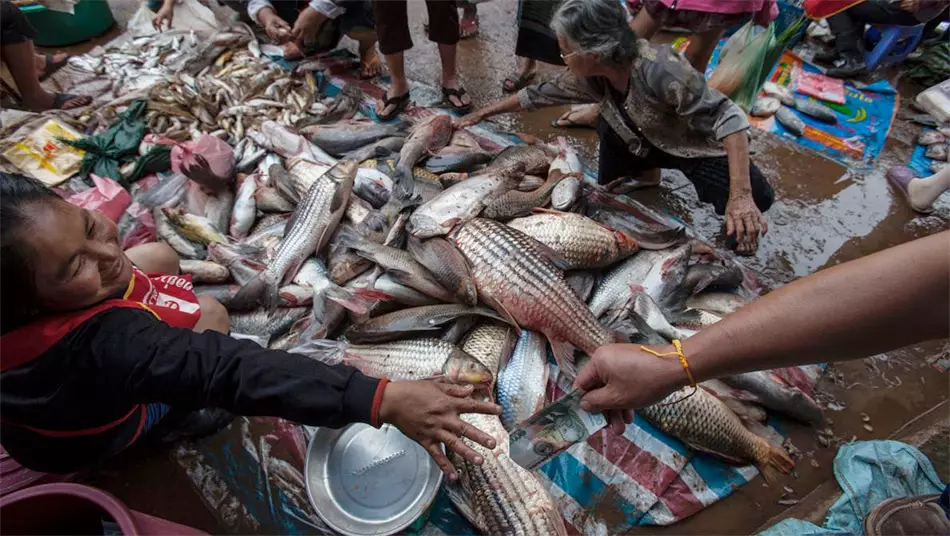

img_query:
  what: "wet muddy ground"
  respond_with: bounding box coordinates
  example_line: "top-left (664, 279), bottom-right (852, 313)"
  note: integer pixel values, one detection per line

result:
top-left (40, 0), bottom-right (949, 533)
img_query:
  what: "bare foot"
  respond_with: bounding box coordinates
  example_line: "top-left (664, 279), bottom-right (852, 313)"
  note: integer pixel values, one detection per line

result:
top-left (359, 48), bottom-right (382, 79)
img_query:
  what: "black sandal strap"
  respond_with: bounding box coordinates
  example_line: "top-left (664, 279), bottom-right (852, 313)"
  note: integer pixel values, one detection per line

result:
top-left (441, 87), bottom-right (468, 99)
top-left (383, 92), bottom-right (410, 107)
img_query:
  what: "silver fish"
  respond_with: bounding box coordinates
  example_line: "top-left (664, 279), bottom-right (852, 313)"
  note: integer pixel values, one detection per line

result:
top-left (498, 330), bottom-right (549, 431)
top-left (180, 260), bottom-right (230, 284)
top-left (230, 174), bottom-right (258, 239)
top-left (373, 274), bottom-right (440, 307)
top-left (343, 304), bottom-right (506, 343)
top-left (154, 207), bottom-right (206, 259)
top-left (551, 175), bottom-right (581, 210)
top-left (588, 244), bottom-right (692, 319)
top-left (343, 136), bottom-right (406, 162)
top-left (409, 167), bottom-right (521, 238)
top-left (396, 114), bottom-right (454, 196)
top-left (302, 119), bottom-right (406, 156)
top-left (722, 371), bottom-right (824, 425)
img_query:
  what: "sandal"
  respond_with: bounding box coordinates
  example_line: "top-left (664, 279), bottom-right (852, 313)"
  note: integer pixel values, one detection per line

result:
top-left (40, 53), bottom-right (68, 81)
top-left (51, 92), bottom-right (91, 110)
top-left (502, 71), bottom-right (535, 93)
top-left (441, 86), bottom-right (473, 114)
top-left (377, 91), bottom-right (410, 121)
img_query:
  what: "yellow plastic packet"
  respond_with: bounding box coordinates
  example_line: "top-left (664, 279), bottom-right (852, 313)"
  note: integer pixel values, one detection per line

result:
top-left (2, 119), bottom-right (85, 186)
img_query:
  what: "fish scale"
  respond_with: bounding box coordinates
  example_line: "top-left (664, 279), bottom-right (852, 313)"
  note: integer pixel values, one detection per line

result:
top-left (452, 218), bottom-right (613, 369)
top-left (342, 338), bottom-right (490, 384)
top-left (588, 244), bottom-right (691, 319)
top-left (508, 212), bottom-right (639, 270)
top-left (497, 330), bottom-right (549, 431)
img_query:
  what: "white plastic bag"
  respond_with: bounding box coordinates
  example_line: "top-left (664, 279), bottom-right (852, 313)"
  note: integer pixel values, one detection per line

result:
top-left (708, 22), bottom-right (771, 98)
top-left (127, 0), bottom-right (221, 37)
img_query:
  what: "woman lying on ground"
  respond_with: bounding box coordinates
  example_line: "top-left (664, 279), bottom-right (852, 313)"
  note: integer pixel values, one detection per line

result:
top-left (457, 0), bottom-right (773, 254)
top-left (0, 172), bottom-right (498, 488)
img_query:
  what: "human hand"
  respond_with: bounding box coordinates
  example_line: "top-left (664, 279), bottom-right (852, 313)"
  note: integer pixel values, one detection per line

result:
top-left (291, 7), bottom-right (322, 46)
top-left (725, 193), bottom-right (767, 255)
top-left (378, 381), bottom-right (502, 481)
top-left (900, 0), bottom-right (919, 12)
top-left (152, 4), bottom-right (174, 30)
top-left (454, 110), bottom-right (485, 129)
top-left (262, 14), bottom-right (292, 44)
top-left (574, 344), bottom-right (688, 417)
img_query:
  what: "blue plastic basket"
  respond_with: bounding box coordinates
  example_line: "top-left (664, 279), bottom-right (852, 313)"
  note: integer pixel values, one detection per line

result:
top-left (775, 0), bottom-right (808, 47)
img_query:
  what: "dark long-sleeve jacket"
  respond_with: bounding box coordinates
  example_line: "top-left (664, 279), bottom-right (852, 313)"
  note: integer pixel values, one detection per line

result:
top-left (0, 307), bottom-right (380, 473)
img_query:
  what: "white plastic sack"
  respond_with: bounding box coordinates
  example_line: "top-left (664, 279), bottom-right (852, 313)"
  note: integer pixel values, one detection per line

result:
top-left (127, 0), bottom-right (221, 37)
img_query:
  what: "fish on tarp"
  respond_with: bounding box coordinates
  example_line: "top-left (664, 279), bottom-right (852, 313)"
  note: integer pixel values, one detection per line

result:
top-left (507, 210), bottom-right (639, 270)
top-left (638, 387), bottom-right (795, 483)
top-left (793, 99), bottom-right (837, 124)
top-left (409, 166), bottom-right (523, 238)
top-left (497, 330), bottom-right (549, 431)
top-left (407, 236), bottom-right (478, 306)
top-left (721, 371), bottom-right (824, 425)
top-left (296, 337), bottom-right (494, 385)
top-left (154, 207), bottom-right (207, 259)
top-left (343, 136), bottom-right (407, 162)
top-left (917, 130), bottom-right (945, 146)
top-left (232, 160), bottom-right (356, 309)
top-left (775, 106), bottom-right (806, 136)
top-left (925, 143), bottom-right (948, 161)
top-left (180, 259), bottom-right (230, 284)
top-left (343, 304), bottom-right (506, 343)
top-left (302, 119), bottom-right (407, 156)
top-left (585, 189), bottom-right (687, 249)
top-left (230, 173), bottom-right (258, 239)
top-left (460, 322), bottom-right (516, 375)
top-left (551, 175), bottom-right (581, 210)
top-left (588, 244), bottom-right (692, 319)
top-left (396, 114), bottom-right (454, 196)
top-left (549, 137), bottom-right (583, 175)
top-left (373, 273), bottom-right (440, 307)
top-left (751, 97), bottom-right (781, 118)
top-left (481, 170), bottom-right (565, 220)
top-left (452, 218), bottom-right (616, 378)
top-left (230, 306), bottom-right (310, 340)
top-left (486, 144), bottom-right (552, 176)
top-left (162, 207), bottom-right (229, 245)
top-left (685, 291), bottom-right (748, 317)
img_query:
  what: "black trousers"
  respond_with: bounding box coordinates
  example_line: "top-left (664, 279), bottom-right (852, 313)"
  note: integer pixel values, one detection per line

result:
top-left (828, 0), bottom-right (922, 57)
top-left (596, 117), bottom-right (774, 216)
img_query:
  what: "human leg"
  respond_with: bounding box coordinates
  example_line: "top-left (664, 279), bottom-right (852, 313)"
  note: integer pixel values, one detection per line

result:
top-left (193, 294), bottom-right (230, 334)
top-left (685, 28), bottom-right (724, 72)
top-left (888, 165), bottom-right (950, 213)
top-left (677, 156), bottom-right (775, 215)
top-left (373, 0), bottom-right (412, 119)
top-left (425, 0), bottom-right (470, 111)
top-left (595, 117), bottom-right (657, 185)
top-left (340, 0), bottom-right (380, 78)
top-left (503, 57), bottom-right (537, 92)
top-left (125, 242), bottom-right (180, 275)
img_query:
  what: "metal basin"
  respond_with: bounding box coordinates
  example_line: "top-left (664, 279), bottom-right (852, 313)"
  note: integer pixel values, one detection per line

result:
top-left (304, 423), bottom-right (442, 535)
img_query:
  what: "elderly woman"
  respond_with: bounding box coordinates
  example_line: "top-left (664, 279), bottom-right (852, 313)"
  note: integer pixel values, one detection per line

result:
top-left (458, 0), bottom-right (773, 254)
top-left (0, 172), bottom-right (499, 486)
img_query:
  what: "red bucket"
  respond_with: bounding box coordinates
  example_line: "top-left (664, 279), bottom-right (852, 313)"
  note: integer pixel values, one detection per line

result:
top-left (0, 483), bottom-right (205, 535)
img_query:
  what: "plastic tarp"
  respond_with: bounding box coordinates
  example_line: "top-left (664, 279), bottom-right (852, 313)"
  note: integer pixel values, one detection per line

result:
top-left (759, 440), bottom-right (946, 536)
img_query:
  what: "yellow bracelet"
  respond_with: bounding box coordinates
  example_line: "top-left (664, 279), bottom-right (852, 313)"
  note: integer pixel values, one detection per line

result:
top-left (640, 339), bottom-right (698, 404)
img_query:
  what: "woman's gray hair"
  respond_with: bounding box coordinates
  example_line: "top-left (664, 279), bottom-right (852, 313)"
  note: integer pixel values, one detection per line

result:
top-left (551, 0), bottom-right (638, 67)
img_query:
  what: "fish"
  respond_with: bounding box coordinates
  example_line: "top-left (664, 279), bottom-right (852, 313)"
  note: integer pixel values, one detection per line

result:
top-left (452, 218), bottom-right (616, 378)
top-left (507, 210), bottom-right (639, 270)
top-left (918, 130), bottom-right (946, 146)
top-left (353, 166), bottom-right (393, 209)
top-left (617, 292), bottom-right (692, 342)
top-left (338, 227), bottom-right (456, 302)
top-left (406, 236), bottom-right (477, 306)
top-left (343, 304), bottom-right (507, 343)
top-left (638, 387), bottom-right (795, 483)
top-left (672, 308), bottom-right (724, 331)
top-left (204, 189), bottom-right (234, 234)
top-left (487, 144), bottom-right (551, 176)
top-left (300, 259), bottom-right (389, 340)
top-left (154, 208), bottom-right (207, 259)
top-left (459, 322), bottom-right (516, 374)
top-left (302, 338), bottom-right (494, 385)
top-left (585, 189), bottom-right (687, 250)
top-left (793, 99), bottom-right (837, 124)
top-left (762, 81), bottom-right (795, 106)
top-left (230, 307), bottom-right (310, 340)
top-left (255, 185), bottom-right (296, 213)
top-left (233, 160), bottom-right (356, 308)
top-left (278, 284), bottom-right (315, 307)
top-left (180, 260), bottom-right (231, 284)
top-left (497, 330), bottom-right (549, 430)
top-left (206, 243), bottom-right (266, 287)
top-left (721, 371), bottom-right (824, 425)
top-left (565, 271), bottom-right (596, 302)
top-left (588, 244), bottom-right (692, 319)
top-left (685, 292), bottom-right (748, 317)
top-left (442, 317), bottom-right (479, 344)
top-left (248, 120), bottom-right (336, 166)
top-left (481, 170), bottom-right (565, 220)
top-left (315, 83), bottom-right (364, 124)
top-left (516, 175), bottom-right (546, 192)
top-left (424, 149), bottom-right (492, 174)
top-left (925, 143), bottom-right (948, 161)
top-left (343, 136), bottom-right (406, 162)
top-left (194, 284), bottom-right (241, 308)
top-left (162, 207), bottom-right (229, 245)
top-left (549, 137), bottom-right (583, 175)
top-left (395, 114), bottom-right (454, 196)
top-left (775, 106), bottom-right (806, 136)
top-left (230, 174), bottom-right (258, 239)
top-left (373, 274), bottom-right (440, 307)
top-left (409, 167), bottom-right (522, 238)
top-left (302, 119), bottom-right (407, 156)
top-left (551, 175), bottom-right (581, 210)
top-left (751, 97), bottom-right (781, 118)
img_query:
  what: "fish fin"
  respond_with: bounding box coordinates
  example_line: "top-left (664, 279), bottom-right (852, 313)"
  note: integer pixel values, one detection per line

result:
top-left (756, 439), bottom-right (796, 484)
top-left (528, 240), bottom-right (571, 272)
top-left (326, 285), bottom-right (391, 315)
top-left (231, 274), bottom-right (277, 310)
top-left (481, 295), bottom-right (522, 334)
top-left (684, 442), bottom-right (746, 466)
top-left (547, 336), bottom-right (577, 380)
top-left (334, 226), bottom-right (367, 251)
top-left (393, 167), bottom-right (415, 199)
top-left (440, 217), bottom-right (462, 229)
top-left (443, 481), bottom-right (480, 528)
top-left (329, 177), bottom-right (350, 213)
top-left (717, 396), bottom-right (768, 424)
top-left (531, 206), bottom-right (569, 215)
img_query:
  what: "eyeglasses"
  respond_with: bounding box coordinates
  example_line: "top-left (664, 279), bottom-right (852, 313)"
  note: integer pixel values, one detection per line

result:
top-left (559, 51), bottom-right (578, 61)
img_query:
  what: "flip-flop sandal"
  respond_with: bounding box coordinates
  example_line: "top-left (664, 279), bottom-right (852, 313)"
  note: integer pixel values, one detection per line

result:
top-left (51, 92), bottom-right (90, 110)
top-left (550, 116), bottom-right (595, 129)
top-left (888, 165), bottom-right (934, 214)
top-left (40, 53), bottom-right (68, 81)
top-left (377, 92), bottom-right (410, 121)
top-left (502, 72), bottom-right (535, 93)
top-left (441, 87), bottom-right (473, 114)
top-left (460, 16), bottom-right (479, 39)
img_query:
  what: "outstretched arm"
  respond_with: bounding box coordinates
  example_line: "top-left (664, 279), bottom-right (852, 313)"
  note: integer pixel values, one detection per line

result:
top-left (576, 231), bottom-right (950, 411)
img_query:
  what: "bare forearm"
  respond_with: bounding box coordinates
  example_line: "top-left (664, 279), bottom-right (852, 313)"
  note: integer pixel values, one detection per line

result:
top-left (685, 231), bottom-right (950, 379)
top-left (723, 132), bottom-right (752, 199)
top-left (475, 94), bottom-right (524, 120)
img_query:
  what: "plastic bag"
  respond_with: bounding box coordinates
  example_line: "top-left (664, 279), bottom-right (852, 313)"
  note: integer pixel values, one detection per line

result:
top-left (708, 22), bottom-right (772, 99)
top-left (66, 174), bottom-right (132, 222)
top-left (134, 172), bottom-right (189, 209)
top-left (127, 0), bottom-right (222, 37)
top-left (117, 202), bottom-right (157, 249)
top-left (2, 119), bottom-right (86, 186)
top-left (61, 100), bottom-right (152, 187)
top-left (171, 134), bottom-right (235, 193)
top-left (914, 79), bottom-right (950, 123)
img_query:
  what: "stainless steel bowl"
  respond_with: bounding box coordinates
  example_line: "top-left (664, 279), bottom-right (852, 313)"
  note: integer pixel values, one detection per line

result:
top-left (304, 423), bottom-right (442, 535)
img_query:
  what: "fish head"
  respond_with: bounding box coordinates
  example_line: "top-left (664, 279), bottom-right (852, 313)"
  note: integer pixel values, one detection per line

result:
top-left (444, 349), bottom-right (494, 386)
top-left (407, 213), bottom-right (443, 239)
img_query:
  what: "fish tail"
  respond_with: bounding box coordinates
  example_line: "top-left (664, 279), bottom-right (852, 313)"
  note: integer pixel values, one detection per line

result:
top-left (392, 167), bottom-right (415, 199)
top-left (756, 439), bottom-right (795, 484)
top-left (230, 274), bottom-right (276, 310)
top-left (325, 285), bottom-right (391, 315)
top-left (286, 338), bottom-right (347, 365)
top-left (334, 225), bottom-right (368, 251)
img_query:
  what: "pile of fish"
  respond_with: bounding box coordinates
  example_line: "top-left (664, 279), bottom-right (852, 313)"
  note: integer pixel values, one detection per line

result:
top-left (918, 127), bottom-right (950, 171)
top-left (131, 96), bottom-right (817, 530)
top-left (75, 28), bottom-right (818, 531)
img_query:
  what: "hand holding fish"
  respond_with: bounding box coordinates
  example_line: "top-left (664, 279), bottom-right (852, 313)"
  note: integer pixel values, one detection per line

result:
top-left (259, 10), bottom-right (292, 44)
top-left (291, 7), bottom-right (326, 46)
top-left (378, 381), bottom-right (502, 481)
top-left (725, 193), bottom-right (767, 255)
top-left (152, 2), bottom-right (174, 31)
top-left (574, 343), bottom-right (688, 414)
